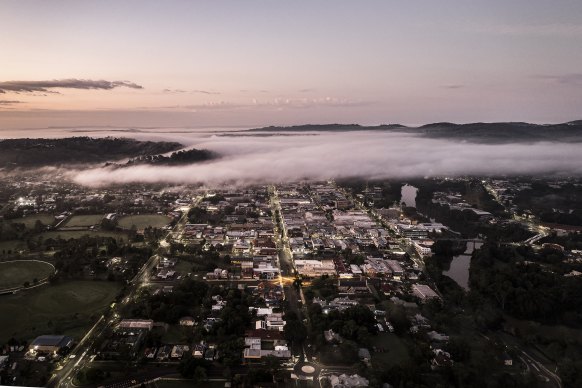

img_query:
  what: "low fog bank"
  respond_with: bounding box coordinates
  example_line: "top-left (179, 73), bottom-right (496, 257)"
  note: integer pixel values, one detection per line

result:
top-left (71, 131), bottom-right (582, 186)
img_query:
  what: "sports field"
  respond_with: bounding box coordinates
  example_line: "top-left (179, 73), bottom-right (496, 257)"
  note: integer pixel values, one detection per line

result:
top-left (62, 214), bottom-right (104, 227)
top-left (0, 260), bottom-right (55, 290)
top-left (0, 280), bottom-right (121, 342)
top-left (117, 214), bottom-right (172, 230)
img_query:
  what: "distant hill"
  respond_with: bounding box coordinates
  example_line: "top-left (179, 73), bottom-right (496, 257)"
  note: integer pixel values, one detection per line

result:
top-left (0, 137), bottom-right (183, 168)
top-left (248, 121), bottom-right (582, 143)
top-left (249, 123), bottom-right (407, 132)
top-left (418, 121), bottom-right (582, 143)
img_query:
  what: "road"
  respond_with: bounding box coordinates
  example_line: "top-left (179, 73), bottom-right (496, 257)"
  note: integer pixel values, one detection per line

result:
top-left (498, 333), bottom-right (562, 388)
top-left (269, 186), bottom-right (302, 320)
top-left (482, 180), bottom-right (550, 245)
top-left (48, 199), bottom-right (198, 388)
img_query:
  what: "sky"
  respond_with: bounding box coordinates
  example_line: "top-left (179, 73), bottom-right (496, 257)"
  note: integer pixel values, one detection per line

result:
top-left (1, 0), bottom-right (582, 129)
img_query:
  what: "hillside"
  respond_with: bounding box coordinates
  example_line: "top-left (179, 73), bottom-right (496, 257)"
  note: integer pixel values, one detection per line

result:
top-left (248, 121), bottom-right (582, 143)
top-left (0, 137), bottom-right (183, 168)
top-left (249, 123), bottom-right (407, 132)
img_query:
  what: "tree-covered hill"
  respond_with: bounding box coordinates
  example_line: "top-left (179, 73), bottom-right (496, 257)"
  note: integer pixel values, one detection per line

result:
top-left (0, 137), bottom-right (183, 168)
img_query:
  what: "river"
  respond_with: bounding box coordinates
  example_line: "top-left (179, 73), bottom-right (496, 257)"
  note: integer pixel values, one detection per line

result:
top-left (443, 241), bottom-right (483, 290)
top-left (400, 184), bottom-right (418, 208)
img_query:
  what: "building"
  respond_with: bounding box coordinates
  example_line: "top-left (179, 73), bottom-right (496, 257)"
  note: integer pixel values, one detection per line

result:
top-left (294, 259), bottom-right (337, 278)
top-left (337, 278), bottom-right (369, 295)
top-left (118, 319), bottom-right (154, 331)
top-left (179, 316), bottom-right (196, 326)
top-left (28, 335), bottom-right (74, 356)
top-left (412, 284), bottom-right (440, 301)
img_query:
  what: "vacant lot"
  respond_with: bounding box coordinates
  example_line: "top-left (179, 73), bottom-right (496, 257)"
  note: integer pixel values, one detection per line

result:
top-left (0, 280), bottom-right (121, 343)
top-left (118, 214), bottom-right (171, 230)
top-left (0, 260), bottom-right (55, 290)
top-left (9, 214), bottom-right (55, 228)
top-left (62, 214), bottom-right (104, 228)
top-left (41, 230), bottom-right (128, 243)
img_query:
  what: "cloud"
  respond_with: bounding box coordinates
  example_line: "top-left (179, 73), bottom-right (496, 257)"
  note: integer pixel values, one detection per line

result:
top-left (534, 74), bottom-right (582, 86)
top-left (0, 79), bottom-right (143, 94)
top-left (0, 100), bottom-right (21, 105)
top-left (163, 88), bottom-right (220, 95)
top-left (70, 130), bottom-right (582, 187)
top-left (139, 97), bottom-right (374, 112)
top-left (441, 85), bottom-right (465, 89)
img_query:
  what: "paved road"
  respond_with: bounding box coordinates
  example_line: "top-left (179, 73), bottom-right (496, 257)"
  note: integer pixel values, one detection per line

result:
top-left (269, 186), bottom-right (302, 320)
top-left (48, 199), bottom-right (197, 388)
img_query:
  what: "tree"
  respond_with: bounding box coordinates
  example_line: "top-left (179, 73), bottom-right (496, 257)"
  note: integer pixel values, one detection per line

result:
top-left (192, 366), bottom-right (207, 383)
top-left (284, 319), bottom-right (307, 345)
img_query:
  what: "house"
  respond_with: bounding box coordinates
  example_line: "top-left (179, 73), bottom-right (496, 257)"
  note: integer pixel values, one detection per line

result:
top-left (179, 316), bottom-right (196, 326)
top-left (171, 345), bottom-right (190, 359)
top-left (192, 344), bottom-right (207, 359)
top-left (431, 349), bottom-right (453, 369)
top-left (204, 348), bottom-right (216, 361)
top-left (502, 352), bottom-right (513, 366)
top-left (324, 329), bottom-right (343, 343)
top-left (337, 278), bottom-right (369, 295)
top-left (325, 374), bottom-right (369, 387)
top-left (156, 345), bottom-right (171, 361)
top-left (144, 348), bottom-right (157, 359)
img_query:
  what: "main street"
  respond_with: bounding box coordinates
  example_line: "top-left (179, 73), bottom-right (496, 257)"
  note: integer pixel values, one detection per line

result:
top-left (48, 198), bottom-right (198, 388)
top-left (269, 186), bottom-right (303, 320)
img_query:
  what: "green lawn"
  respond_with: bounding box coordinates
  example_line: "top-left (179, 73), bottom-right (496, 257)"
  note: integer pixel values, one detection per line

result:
top-left (40, 230), bottom-right (128, 243)
top-left (0, 260), bottom-right (55, 290)
top-left (0, 280), bottom-right (121, 342)
top-left (9, 214), bottom-right (55, 228)
top-left (371, 333), bottom-right (410, 368)
top-left (161, 324), bottom-right (192, 344)
top-left (62, 214), bottom-right (104, 227)
top-left (117, 214), bottom-right (171, 230)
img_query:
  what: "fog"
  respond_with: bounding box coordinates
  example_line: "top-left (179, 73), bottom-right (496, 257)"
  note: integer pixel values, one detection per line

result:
top-left (69, 130), bottom-right (582, 187)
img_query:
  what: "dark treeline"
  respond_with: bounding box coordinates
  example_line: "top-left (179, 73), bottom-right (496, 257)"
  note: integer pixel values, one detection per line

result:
top-left (0, 137), bottom-right (182, 168)
top-left (469, 243), bottom-right (582, 325)
top-left (113, 148), bottom-right (217, 167)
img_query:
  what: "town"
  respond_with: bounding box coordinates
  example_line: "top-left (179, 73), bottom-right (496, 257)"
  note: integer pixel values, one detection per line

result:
top-left (1, 175), bottom-right (582, 388)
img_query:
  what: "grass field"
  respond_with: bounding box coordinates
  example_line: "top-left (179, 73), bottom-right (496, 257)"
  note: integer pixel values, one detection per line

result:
top-left (160, 325), bottom-right (192, 344)
top-left (62, 214), bottom-right (104, 228)
top-left (371, 333), bottom-right (410, 368)
top-left (41, 230), bottom-right (128, 243)
top-left (0, 260), bottom-right (55, 290)
top-left (118, 214), bottom-right (171, 230)
top-left (0, 280), bottom-right (121, 343)
top-left (9, 214), bottom-right (55, 228)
